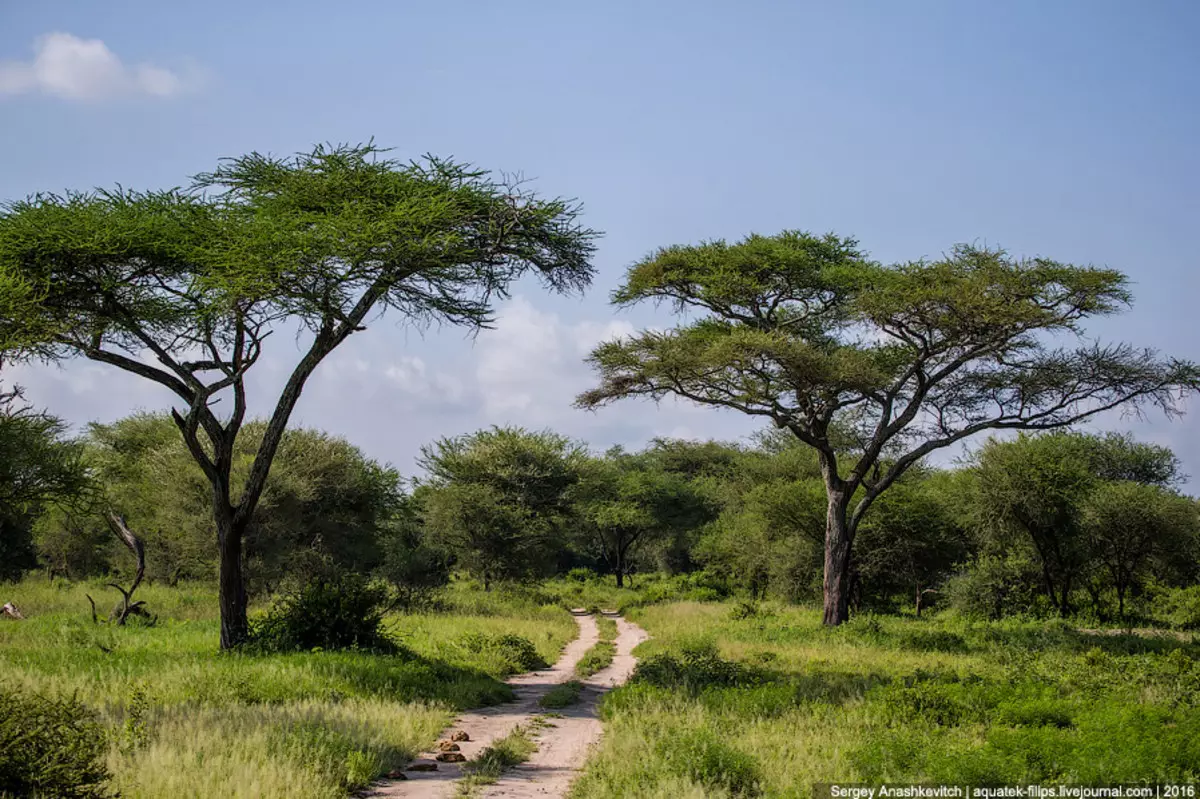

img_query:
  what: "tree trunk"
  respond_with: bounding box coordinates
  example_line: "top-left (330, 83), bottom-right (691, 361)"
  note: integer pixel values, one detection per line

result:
top-left (217, 514), bottom-right (249, 650)
top-left (615, 569), bottom-right (624, 588)
top-left (614, 546), bottom-right (625, 587)
top-left (822, 492), bottom-right (853, 626)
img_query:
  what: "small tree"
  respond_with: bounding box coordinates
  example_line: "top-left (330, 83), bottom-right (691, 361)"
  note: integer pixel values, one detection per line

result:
top-left (578, 232), bottom-right (1198, 624)
top-left (578, 451), bottom-right (709, 586)
top-left (970, 430), bottom-right (1188, 618)
top-left (1081, 481), bottom-right (1197, 619)
top-left (0, 144), bottom-right (596, 647)
top-left (0, 382), bottom-right (89, 580)
top-left (419, 427), bottom-right (586, 587)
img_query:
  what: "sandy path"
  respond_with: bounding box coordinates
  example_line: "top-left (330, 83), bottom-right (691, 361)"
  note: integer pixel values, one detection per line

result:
top-left (370, 613), bottom-right (601, 799)
top-left (477, 615), bottom-right (649, 799)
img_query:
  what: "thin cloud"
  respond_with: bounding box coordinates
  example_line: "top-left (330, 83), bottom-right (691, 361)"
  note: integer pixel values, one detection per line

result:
top-left (0, 32), bottom-right (197, 101)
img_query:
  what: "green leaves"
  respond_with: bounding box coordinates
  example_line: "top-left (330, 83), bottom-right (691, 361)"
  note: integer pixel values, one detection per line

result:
top-left (581, 230), bottom-right (1199, 503)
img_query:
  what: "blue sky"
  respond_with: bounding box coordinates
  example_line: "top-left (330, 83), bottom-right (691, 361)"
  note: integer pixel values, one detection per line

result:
top-left (2, 1), bottom-right (1198, 484)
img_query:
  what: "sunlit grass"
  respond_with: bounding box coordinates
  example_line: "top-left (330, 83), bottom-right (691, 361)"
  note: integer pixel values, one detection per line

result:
top-left (0, 575), bottom-right (576, 799)
top-left (571, 602), bottom-right (1200, 798)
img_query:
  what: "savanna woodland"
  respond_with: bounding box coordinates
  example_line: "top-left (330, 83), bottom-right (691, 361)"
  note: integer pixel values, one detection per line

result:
top-left (2, 143), bottom-right (1199, 798)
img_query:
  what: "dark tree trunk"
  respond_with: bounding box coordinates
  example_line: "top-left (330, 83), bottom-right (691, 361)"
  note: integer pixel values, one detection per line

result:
top-left (615, 569), bottom-right (624, 588)
top-left (822, 492), bottom-right (852, 626)
top-left (217, 514), bottom-right (249, 649)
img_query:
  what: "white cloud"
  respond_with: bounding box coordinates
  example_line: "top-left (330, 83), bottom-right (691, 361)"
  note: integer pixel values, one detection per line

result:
top-left (384, 356), bottom-right (466, 404)
top-left (473, 296), bottom-right (754, 446)
top-left (0, 33), bottom-right (195, 101)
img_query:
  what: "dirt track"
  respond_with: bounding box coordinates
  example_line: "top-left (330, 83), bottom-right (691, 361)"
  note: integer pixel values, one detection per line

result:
top-left (370, 613), bottom-right (648, 799)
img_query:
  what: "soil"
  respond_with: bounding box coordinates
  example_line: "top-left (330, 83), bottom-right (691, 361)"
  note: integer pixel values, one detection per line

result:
top-left (369, 613), bottom-right (648, 799)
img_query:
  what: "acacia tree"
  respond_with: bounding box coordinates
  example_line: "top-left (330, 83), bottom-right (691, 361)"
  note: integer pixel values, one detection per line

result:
top-left (577, 231), bottom-right (1198, 625)
top-left (1082, 481), bottom-right (1197, 619)
top-left (418, 427), bottom-right (587, 588)
top-left (0, 143), bottom-right (596, 647)
top-left (578, 451), bottom-right (709, 586)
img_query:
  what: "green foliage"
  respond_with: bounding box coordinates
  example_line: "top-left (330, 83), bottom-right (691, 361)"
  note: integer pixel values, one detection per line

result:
top-left (539, 680), bottom-right (584, 708)
top-left (580, 230), bottom-right (1200, 625)
top-left (635, 637), bottom-right (756, 691)
top-left (576, 640), bottom-right (616, 678)
top-left (374, 498), bottom-right (449, 609)
top-left (0, 391), bottom-right (90, 580)
top-left (34, 413), bottom-right (407, 592)
top-left (655, 728), bottom-right (762, 796)
top-left (250, 573), bottom-right (400, 654)
top-left (969, 431), bottom-right (1200, 619)
top-left (0, 688), bottom-right (111, 798)
top-left (1, 142), bottom-right (597, 648)
top-left (420, 426), bottom-right (587, 585)
top-left (576, 449), bottom-right (715, 584)
top-left (460, 725), bottom-right (537, 789)
top-left (458, 632), bottom-right (546, 672)
top-left (1158, 586), bottom-right (1200, 630)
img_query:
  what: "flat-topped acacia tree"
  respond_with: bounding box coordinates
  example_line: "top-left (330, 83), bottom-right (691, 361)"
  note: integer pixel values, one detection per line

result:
top-left (577, 231), bottom-right (1199, 625)
top-left (0, 143), bottom-right (597, 648)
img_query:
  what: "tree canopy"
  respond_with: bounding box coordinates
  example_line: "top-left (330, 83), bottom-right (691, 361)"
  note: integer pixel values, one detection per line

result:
top-left (0, 142), bottom-right (597, 646)
top-left (579, 231), bottom-right (1200, 624)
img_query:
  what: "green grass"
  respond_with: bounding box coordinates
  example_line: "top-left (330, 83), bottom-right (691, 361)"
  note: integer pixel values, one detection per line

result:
top-left (571, 601), bottom-right (1200, 798)
top-left (0, 575), bottom-right (576, 799)
top-left (576, 615), bottom-right (620, 678)
top-left (540, 679), bottom-right (584, 708)
top-left (458, 723), bottom-right (539, 795)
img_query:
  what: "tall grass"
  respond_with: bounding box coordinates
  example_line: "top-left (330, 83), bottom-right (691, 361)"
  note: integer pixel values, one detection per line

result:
top-left (571, 602), bottom-right (1200, 797)
top-left (0, 575), bottom-right (576, 798)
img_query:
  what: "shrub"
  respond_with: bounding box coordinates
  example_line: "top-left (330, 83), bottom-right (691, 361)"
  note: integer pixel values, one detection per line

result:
top-left (576, 641), bottom-right (616, 678)
top-left (0, 688), bottom-right (112, 798)
top-left (566, 567), bottom-right (595, 583)
top-left (656, 728), bottom-right (762, 796)
top-left (459, 632), bottom-right (546, 671)
top-left (251, 573), bottom-right (400, 654)
top-left (540, 680), bottom-right (584, 708)
top-left (635, 638), bottom-right (756, 691)
top-left (1157, 586), bottom-right (1200, 630)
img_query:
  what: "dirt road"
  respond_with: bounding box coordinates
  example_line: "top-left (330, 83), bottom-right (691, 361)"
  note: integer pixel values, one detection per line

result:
top-left (370, 613), bottom-right (648, 799)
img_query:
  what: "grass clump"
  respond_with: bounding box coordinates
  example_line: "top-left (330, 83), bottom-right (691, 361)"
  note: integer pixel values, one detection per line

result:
top-left (539, 680), bottom-right (583, 708)
top-left (457, 632), bottom-right (546, 673)
top-left (575, 614), bottom-right (620, 678)
top-left (0, 687), bottom-right (112, 798)
top-left (250, 573), bottom-right (400, 654)
top-left (576, 641), bottom-right (615, 678)
top-left (458, 724), bottom-right (538, 794)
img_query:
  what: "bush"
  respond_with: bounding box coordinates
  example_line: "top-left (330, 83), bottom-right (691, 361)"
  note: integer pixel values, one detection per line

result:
top-left (0, 688), bottom-right (111, 798)
top-left (635, 637), bottom-right (757, 691)
top-left (1157, 586), bottom-right (1200, 630)
top-left (566, 567), bottom-right (595, 583)
top-left (576, 641), bottom-right (616, 678)
top-left (251, 573), bottom-right (400, 654)
top-left (656, 728), bottom-right (762, 796)
top-left (458, 632), bottom-right (546, 671)
top-left (540, 680), bottom-right (584, 708)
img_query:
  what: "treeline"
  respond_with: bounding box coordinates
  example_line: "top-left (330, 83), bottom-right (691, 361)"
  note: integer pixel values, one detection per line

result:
top-left (4, 401), bottom-right (1200, 627)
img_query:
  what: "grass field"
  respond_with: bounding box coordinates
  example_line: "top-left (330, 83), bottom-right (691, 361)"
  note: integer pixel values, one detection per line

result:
top-left (0, 577), bottom-right (576, 799)
top-left (572, 602), bottom-right (1200, 798)
top-left (7, 574), bottom-right (1200, 798)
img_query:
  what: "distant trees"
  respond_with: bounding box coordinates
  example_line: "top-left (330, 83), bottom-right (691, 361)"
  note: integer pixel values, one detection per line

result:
top-left (34, 412), bottom-right (407, 593)
top-left (576, 450), bottom-right (712, 586)
top-left (0, 383), bottom-right (89, 580)
top-left (419, 427), bottom-right (587, 588)
top-left (0, 142), bottom-right (596, 647)
top-left (579, 231), bottom-right (1200, 624)
top-left (969, 431), bottom-right (1199, 620)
